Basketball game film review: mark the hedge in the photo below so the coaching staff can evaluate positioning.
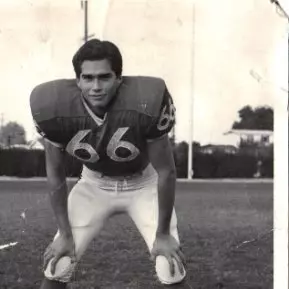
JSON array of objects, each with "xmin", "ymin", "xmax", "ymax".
[
  {"xmin": 0, "ymin": 148, "xmax": 273, "ymax": 178},
  {"xmin": 0, "ymin": 149, "xmax": 81, "ymax": 178}
]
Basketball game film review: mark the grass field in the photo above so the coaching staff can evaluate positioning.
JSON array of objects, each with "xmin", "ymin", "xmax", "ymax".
[{"xmin": 0, "ymin": 180, "xmax": 273, "ymax": 289}]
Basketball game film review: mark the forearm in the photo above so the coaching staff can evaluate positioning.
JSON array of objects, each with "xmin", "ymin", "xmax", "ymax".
[
  {"xmin": 48, "ymin": 179, "xmax": 72, "ymax": 238},
  {"xmin": 46, "ymin": 162, "xmax": 72, "ymax": 238},
  {"xmin": 156, "ymin": 169, "xmax": 176, "ymax": 235}
]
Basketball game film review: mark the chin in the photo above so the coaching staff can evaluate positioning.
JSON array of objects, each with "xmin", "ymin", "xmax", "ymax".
[
  {"xmin": 87, "ymin": 99, "xmax": 104, "ymax": 108},
  {"xmin": 91, "ymin": 100, "xmax": 103, "ymax": 107}
]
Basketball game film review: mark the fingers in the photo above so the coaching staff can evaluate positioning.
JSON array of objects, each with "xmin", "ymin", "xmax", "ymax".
[
  {"xmin": 70, "ymin": 247, "xmax": 77, "ymax": 264},
  {"xmin": 43, "ymin": 245, "xmax": 53, "ymax": 270},
  {"xmin": 177, "ymin": 248, "xmax": 186, "ymax": 268},
  {"xmin": 150, "ymin": 239, "xmax": 186, "ymax": 277},
  {"xmin": 157, "ymin": 250, "xmax": 186, "ymax": 277},
  {"xmin": 70, "ymin": 255, "xmax": 77, "ymax": 264},
  {"xmin": 43, "ymin": 256, "xmax": 50, "ymax": 271},
  {"xmin": 50, "ymin": 254, "xmax": 61, "ymax": 275},
  {"xmin": 172, "ymin": 252, "xmax": 185, "ymax": 275},
  {"xmin": 165, "ymin": 255, "xmax": 175, "ymax": 276},
  {"xmin": 150, "ymin": 247, "xmax": 158, "ymax": 262}
]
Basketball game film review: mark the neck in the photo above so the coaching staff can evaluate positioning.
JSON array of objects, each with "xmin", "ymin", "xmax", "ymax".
[
  {"xmin": 81, "ymin": 95, "xmax": 106, "ymax": 119},
  {"xmin": 91, "ymin": 106, "xmax": 106, "ymax": 119}
]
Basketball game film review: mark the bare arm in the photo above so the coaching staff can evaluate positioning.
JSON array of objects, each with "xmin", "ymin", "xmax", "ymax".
[
  {"xmin": 147, "ymin": 135, "xmax": 176, "ymax": 235},
  {"xmin": 44, "ymin": 140, "xmax": 72, "ymax": 238},
  {"xmin": 148, "ymin": 135, "xmax": 186, "ymax": 276}
]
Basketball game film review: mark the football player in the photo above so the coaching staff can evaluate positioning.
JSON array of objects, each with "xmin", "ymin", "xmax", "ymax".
[{"xmin": 30, "ymin": 39, "xmax": 186, "ymax": 289}]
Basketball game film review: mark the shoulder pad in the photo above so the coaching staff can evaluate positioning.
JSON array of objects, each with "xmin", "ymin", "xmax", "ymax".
[
  {"xmin": 30, "ymin": 79, "xmax": 84, "ymax": 122},
  {"xmin": 112, "ymin": 76, "xmax": 167, "ymax": 117}
]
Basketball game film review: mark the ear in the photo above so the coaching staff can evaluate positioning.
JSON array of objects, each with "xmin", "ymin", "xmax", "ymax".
[
  {"xmin": 76, "ymin": 78, "xmax": 81, "ymax": 88},
  {"xmin": 116, "ymin": 76, "xmax": 122, "ymax": 85}
]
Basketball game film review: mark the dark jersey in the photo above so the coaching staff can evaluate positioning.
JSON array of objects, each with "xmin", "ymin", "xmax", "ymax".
[{"xmin": 30, "ymin": 76, "xmax": 175, "ymax": 176}]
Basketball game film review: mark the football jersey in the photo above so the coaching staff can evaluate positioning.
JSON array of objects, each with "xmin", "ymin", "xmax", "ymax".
[{"xmin": 30, "ymin": 76, "xmax": 176, "ymax": 176}]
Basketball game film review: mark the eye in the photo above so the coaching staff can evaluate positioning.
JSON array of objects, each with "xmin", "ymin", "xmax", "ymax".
[
  {"xmin": 82, "ymin": 74, "xmax": 93, "ymax": 81},
  {"xmin": 99, "ymin": 74, "xmax": 112, "ymax": 80}
]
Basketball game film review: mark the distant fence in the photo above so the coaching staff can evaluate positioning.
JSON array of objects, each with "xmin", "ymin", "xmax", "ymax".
[
  {"xmin": 0, "ymin": 148, "xmax": 273, "ymax": 178},
  {"xmin": 175, "ymin": 152, "xmax": 273, "ymax": 178},
  {"xmin": 0, "ymin": 149, "xmax": 81, "ymax": 178}
]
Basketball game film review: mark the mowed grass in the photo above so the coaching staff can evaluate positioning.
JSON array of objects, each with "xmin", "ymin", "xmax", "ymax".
[{"xmin": 0, "ymin": 180, "xmax": 273, "ymax": 289}]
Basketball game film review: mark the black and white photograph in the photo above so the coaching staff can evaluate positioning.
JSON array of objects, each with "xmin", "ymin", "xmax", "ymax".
[{"xmin": 0, "ymin": 1, "xmax": 288, "ymax": 288}]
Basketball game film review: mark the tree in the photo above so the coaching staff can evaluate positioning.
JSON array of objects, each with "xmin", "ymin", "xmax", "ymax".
[
  {"xmin": 0, "ymin": 122, "xmax": 27, "ymax": 147},
  {"xmin": 232, "ymin": 105, "xmax": 273, "ymax": 131}
]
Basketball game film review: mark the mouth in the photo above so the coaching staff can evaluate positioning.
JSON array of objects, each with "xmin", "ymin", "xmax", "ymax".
[{"xmin": 89, "ymin": 95, "xmax": 106, "ymax": 100}]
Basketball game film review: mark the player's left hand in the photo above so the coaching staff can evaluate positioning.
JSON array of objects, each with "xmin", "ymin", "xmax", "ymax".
[
  {"xmin": 151, "ymin": 233, "xmax": 186, "ymax": 276},
  {"xmin": 43, "ymin": 233, "xmax": 76, "ymax": 274}
]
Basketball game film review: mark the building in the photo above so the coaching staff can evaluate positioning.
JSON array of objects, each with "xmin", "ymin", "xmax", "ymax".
[
  {"xmin": 200, "ymin": 144, "xmax": 238, "ymax": 155},
  {"xmin": 0, "ymin": 139, "xmax": 44, "ymax": 150},
  {"xmin": 224, "ymin": 129, "xmax": 273, "ymax": 147}
]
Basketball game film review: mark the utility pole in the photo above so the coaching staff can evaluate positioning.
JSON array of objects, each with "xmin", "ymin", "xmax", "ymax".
[
  {"xmin": 84, "ymin": 0, "xmax": 88, "ymax": 42},
  {"xmin": 188, "ymin": 3, "xmax": 196, "ymax": 180},
  {"xmin": 81, "ymin": 0, "xmax": 89, "ymax": 42},
  {"xmin": 81, "ymin": 0, "xmax": 95, "ymax": 42}
]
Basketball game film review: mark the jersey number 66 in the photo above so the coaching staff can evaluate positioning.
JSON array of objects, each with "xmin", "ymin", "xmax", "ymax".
[{"xmin": 66, "ymin": 127, "xmax": 140, "ymax": 163}]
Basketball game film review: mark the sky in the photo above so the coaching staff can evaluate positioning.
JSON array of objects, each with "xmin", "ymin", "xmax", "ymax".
[{"xmin": 0, "ymin": 0, "xmax": 288, "ymax": 145}]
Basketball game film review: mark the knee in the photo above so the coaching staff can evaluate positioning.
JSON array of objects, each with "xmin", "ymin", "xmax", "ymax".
[
  {"xmin": 155, "ymin": 255, "xmax": 186, "ymax": 285},
  {"xmin": 44, "ymin": 256, "xmax": 76, "ymax": 283}
]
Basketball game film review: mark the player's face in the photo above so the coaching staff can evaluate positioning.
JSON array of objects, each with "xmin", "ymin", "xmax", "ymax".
[{"xmin": 77, "ymin": 59, "xmax": 121, "ymax": 112}]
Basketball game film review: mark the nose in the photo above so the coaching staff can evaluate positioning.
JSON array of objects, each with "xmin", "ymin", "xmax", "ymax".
[{"xmin": 92, "ymin": 79, "xmax": 102, "ymax": 92}]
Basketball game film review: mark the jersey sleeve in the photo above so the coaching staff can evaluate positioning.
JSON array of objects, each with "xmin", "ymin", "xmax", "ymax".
[
  {"xmin": 145, "ymin": 87, "xmax": 176, "ymax": 141},
  {"xmin": 32, "ymin": 119, "xmax": 65, "ymax": 148},
  {"xmin": 30, "ymin": 80, "xmax": 73, "ymax": 148}
]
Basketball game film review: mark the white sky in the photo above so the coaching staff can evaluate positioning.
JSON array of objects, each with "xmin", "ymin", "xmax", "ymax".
[{"xmin": 0, "ymin": 0, "xmax": 288, "ymax": 145}]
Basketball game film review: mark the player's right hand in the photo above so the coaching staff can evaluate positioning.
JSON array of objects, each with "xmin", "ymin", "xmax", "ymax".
[
  {"xmin": 151, "ymin": 234, "xmax": 186, "ymax": 277},
  {"xmin": 43, "ymin": 233, "xmax": 76, "ymax": 275}
]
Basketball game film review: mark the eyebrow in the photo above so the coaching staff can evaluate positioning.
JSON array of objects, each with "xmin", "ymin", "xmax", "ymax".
[{"xmin": 82, "ymin": 73, "xmax": 112, "ymax": 78}]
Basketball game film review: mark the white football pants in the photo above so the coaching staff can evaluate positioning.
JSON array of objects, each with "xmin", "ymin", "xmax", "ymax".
[{"xmin": 44, "ymin": 164, "xmax": 186, "ymax": 284}]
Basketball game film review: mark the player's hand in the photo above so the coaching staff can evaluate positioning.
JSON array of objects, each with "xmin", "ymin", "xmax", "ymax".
[
  {"xmin": 151, "ymin": 233, "xmax": 186, "ymax": 276},
  {"xmin": 43, "ymin": 233, "xmax": 76, "ymax": 275}
]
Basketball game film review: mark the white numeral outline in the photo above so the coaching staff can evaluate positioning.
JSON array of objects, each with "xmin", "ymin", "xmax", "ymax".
[
  {"xmin": 107, "ymin": 127, "xmax": 140, "ymax": 162},
  {"xmin": 157, "ymin": 98, "xmax": 176, "ymax": 131},
  {"xmin": 66, "ymin": 129, "xmax": 100, "ymax": 162},
  {"xmin": 66, "ymin": 127, "xmax": 140, "ymax": 163}
]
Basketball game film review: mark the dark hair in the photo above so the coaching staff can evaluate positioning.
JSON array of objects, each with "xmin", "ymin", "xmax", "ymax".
[{"xmin": 72, "ymin": 39, "xmax": 123, "ymax": 78}]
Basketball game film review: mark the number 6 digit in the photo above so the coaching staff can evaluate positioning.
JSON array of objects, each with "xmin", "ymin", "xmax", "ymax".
[
  {"xmin": 107, "ymin": 127, "xmax": 140, "ymax": 162},
  {"xmin": 157, "ymin": 98, "xmax": 175, "ymax": 131},
  {"xmin": 66, "ymin": 129, "xmax": 99, "ymax": 162}
]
